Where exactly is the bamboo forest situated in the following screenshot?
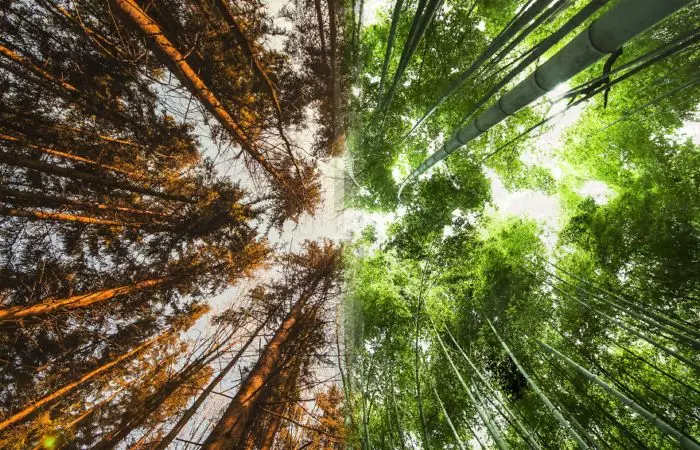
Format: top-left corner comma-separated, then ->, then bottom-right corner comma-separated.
0,0 -> 698,448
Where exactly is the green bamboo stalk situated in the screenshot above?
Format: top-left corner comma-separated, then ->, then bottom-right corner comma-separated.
404,0 -> 554,139
432,383 -> 467,450
431,321 -> 509,450
377,0 -> 405,99
444,326 -> 542,450
399,0 -> 691,198
539,256 -> 700,339
486,318 -> 590,449
543,267 -> 700,350
538,341 -> 700,450
544,279 -> 700,373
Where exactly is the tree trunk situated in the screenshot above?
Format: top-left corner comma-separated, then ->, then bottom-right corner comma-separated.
0,336 -> 159,432
432,322 -> 509,450
400,0 -> 691,196
154,319 -> 270,450
0,207 -> 144,227
0,187 -> 169,218
259,365 -> 301,449
0,43 -> 79,94
538,341 -> 700,450
0,152 -> 194,203
327,0 -> 339,140
0,133 -> 144,180
314,0 -> 328,62
546,280 -> 700,373
546,268 -> 700,349
201,274 -> 327,449
112,0 -> 291,192
432,383 -> 466,450
445,326 -> 541,449
0,277 -> 170,321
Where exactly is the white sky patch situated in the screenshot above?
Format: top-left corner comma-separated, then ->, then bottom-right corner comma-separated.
576,180 -> 614,205
362,0 -> 394,26
669,118 -> 700,146
485,169 -> 562,252
519,100 -> 586,180
476,19 -> 486,32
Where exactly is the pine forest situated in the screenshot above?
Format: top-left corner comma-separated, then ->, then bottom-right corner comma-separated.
0,0 -> 698,449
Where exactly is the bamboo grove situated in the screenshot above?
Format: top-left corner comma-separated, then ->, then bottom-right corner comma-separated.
1,0 -> 348,448
344,0 -> 700,449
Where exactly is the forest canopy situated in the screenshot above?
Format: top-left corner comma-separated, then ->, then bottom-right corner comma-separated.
0,0 -> 699,448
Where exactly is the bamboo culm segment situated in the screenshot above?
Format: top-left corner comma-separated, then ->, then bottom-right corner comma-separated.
399,0 -> 692,198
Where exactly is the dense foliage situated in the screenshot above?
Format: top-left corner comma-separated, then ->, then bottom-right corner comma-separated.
344,0 -> 700,448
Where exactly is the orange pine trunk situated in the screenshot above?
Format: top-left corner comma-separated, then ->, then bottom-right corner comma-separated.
0,187 -> 170,218
0,207 -> 143,227
0,133 -> 144,180
201,293 -> 316,448
0,43 -> 79,94
0,336 -> 158,432
1,152 -> 195,203
0,277 -> 169,321
113,0 -> 290,192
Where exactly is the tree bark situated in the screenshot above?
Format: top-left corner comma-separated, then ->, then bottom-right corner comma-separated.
1,152 -> 195,203
0,336 -> 158,432
154,318 -> 270,450
201,272 -> 329,449
0,187 -> 169,218
0,277 -> 170,321
314,0 -> 328,62
0,206 -> 145,227
327,0 -> 339,139
0,43 -> 79,94
112,0 -> 291,192
0,132 -> 145,180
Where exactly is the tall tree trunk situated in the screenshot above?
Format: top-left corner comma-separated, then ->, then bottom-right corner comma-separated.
545,268 -> 700,349
546,280 -> 700,372
259,364 -> 301,449
0,277 -> 171,321
538,341 -> 700,450
314,0 -> 328,62
112,0 -> 291,192
0,133 -> 144,180
542,256 -> 700,339
201,272 -> 328,449
154,319 -> 270,450
432,322 -> 509,450
0,187 -> 170,218
381,0 -> 436,113
432,383 -> 466,450
0,43 -> 79,94
0,152 -> 195,203
91,347 -> 219,450
445,326 -> 541,449
327,0 -> 339,140
211,0 -> 302,182
0,335 -> 159,432
0,206 -> 146,227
